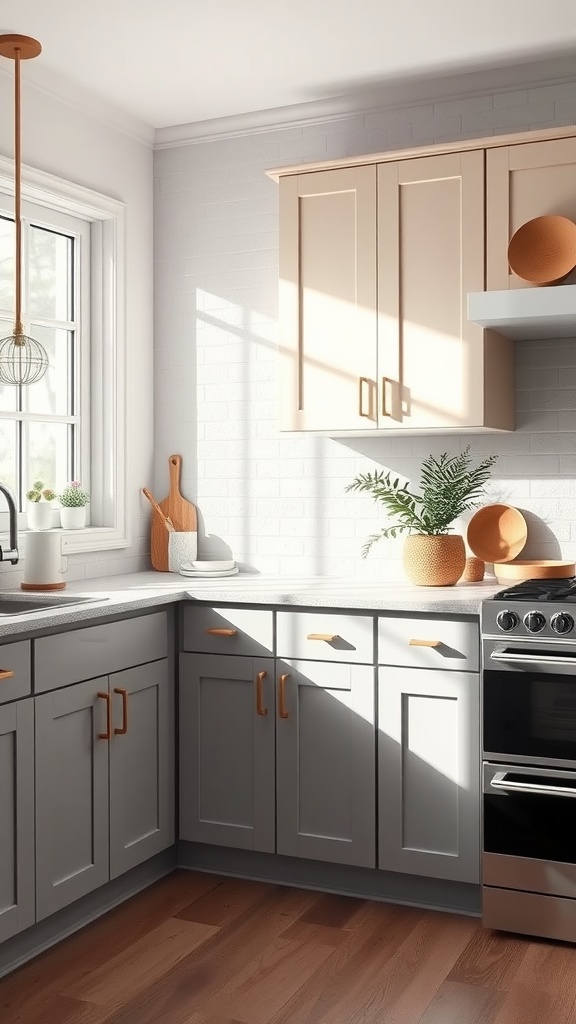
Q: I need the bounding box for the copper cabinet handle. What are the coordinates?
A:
[113,687,129,735]
[278,673,290,719]
[307,633,338,642]
[97,691,112,740]
[255,671,268,717]
[409,639,441,648]
[205,628,238,637]
[358,376,371,417]
[381,377,391,417]
[0,668,14,680]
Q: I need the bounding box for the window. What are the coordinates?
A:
[0,158,127,555]
[0,199,90,517]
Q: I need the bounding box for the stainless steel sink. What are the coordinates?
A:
[0,595,104,615]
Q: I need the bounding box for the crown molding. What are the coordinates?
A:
[154,53,576,149]
[0,63,154,147]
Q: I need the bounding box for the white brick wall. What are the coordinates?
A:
[154,82,576,582]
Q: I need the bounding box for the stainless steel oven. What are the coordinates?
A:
[482,634,576,942]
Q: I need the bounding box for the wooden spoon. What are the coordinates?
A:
[142,487,175,530]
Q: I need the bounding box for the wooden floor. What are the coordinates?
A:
[2,870,576,1024]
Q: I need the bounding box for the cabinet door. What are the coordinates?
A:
[378,151,491,430]
[487,137,576,290]
[378,666,479,883]
[109,659,174,879]
[179,654,275,852]
[279,166,377,431]
[35,678,110,920]
[0,699,34,941]
[276,659,375,868]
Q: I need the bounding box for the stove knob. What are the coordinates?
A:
[523,610,546,634]
[496,610,519,632]
[551,611,574,635]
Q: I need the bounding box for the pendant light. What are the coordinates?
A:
[0,34,48,385]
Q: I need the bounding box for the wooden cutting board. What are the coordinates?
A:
[150,454,198,571]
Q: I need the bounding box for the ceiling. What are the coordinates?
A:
[1,0,576,134]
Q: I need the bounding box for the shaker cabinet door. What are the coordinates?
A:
[0,699,35,941]
[378,666,480,883]
[35,678,110,920]
[179,653,275,853]
[279,165,378,431]
[109,659,174,879]
[276,659,375,867]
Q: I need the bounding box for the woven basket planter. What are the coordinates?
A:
[403,534,466,587]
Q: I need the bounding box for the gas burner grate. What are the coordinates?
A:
[494,577,576,602]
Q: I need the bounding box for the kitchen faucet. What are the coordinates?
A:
[0,482,19,564]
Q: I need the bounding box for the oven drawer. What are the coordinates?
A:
[484,851,576,900]
[378,615,478,670]
[483,886,576,944]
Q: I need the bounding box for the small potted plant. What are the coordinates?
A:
[26,480,56,530]
[346,447,497,586]
[58,480,90,530]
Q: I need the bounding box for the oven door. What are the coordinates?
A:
[483,639,576,764]
[483,762,576,899]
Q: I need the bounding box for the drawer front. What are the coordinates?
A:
[181,605,273,657]
[34,611,168,692]
[378,615,479,671]
[277,611,375,664]
[0,640,32,704]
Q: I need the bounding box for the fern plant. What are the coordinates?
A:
[346,447,497,557]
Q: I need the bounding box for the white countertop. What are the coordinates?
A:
[0,571,502,638]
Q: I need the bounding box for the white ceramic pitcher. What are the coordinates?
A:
[22,531,68,590]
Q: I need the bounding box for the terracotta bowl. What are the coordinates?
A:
[466,504,527,564]
[494,560,576,583]
[507,215,576,285]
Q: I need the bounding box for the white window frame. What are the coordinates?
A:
[0,157,127,556]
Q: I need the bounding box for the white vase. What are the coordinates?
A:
[27,501,54,531]
[60,505,87,530]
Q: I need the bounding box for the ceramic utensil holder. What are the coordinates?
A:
[22,530,68,590]
[168,531,198,572]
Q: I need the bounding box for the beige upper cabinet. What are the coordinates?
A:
[279,166,378,432]
[278,150,514,434]
[487,136,576,290]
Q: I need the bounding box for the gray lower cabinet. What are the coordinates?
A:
[179,653,276,853]
[276,659,376,868]
[35,658,174,921]
[179,653,376,868]
[0,699,35,942]
[378,666,480,883]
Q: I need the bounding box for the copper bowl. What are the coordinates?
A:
[507,215,576,285]
[466,503,527,564]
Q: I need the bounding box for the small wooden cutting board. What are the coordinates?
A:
[150,455,198,571]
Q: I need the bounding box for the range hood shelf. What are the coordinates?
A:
[468,284,576,341]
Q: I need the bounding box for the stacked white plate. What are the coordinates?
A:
[179,559,238,579]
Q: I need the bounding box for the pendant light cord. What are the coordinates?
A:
[14,44,23,338]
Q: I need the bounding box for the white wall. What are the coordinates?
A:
[154,82,576,582]
[0,75,154,586]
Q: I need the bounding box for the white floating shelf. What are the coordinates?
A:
[468,284,576,340]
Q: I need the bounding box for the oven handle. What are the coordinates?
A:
[490,771,576,798]
[489,649,576,667]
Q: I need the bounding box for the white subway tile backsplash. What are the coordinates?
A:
[153,85,576,579]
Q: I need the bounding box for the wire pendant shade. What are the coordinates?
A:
[0,328,50,385]
[0,34,49,386]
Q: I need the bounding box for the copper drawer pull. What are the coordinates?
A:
[113,687,129,735]
[358,376,371,418]
[307,633,338,642]
[278,674,290,719]
[205,628,238,637]
[97,691,111,740]
[381,377,392,417]
[255,671,268,717]
[409,639,441,648]
[0,668,14,680]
